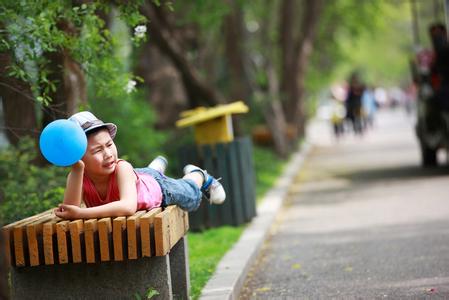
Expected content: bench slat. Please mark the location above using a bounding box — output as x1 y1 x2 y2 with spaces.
56 221 70 264
154 209 169 256
98 218 112 262
3 209 54 230
84 219 98 263
168 206 189 250
13 212 55 267
69 220 84 263
112 217 126 261
140 208 161 257
43 220 59 265
154 206 188 256
27 215 58 266
127 211 147 260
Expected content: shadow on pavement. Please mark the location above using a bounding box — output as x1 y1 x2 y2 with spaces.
342 165 449 183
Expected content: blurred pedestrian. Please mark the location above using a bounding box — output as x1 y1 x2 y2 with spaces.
345 72 365 135
330 95 346 139
362 85 377 129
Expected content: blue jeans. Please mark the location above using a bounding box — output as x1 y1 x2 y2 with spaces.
134 167 202 212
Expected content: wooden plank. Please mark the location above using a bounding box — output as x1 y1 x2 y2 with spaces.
167 206 189 249
98 218 112 262
2 209 53 230
184 210 190 232
69 220 84 263
112 217 126 261
154 208 170 256
127 211 146 260
154 206 189 256
12 226 27 267
12 212 54 267
56 221 70 264
84 219 98 263
26 215 57 266
140 208 162 257
43 219 60 265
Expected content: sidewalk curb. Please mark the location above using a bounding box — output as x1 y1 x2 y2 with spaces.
199 142 312 300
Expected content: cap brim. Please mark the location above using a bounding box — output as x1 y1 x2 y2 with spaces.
84 123 117 139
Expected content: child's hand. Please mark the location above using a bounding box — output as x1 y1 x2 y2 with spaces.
54 204 82 219
72 160 85 171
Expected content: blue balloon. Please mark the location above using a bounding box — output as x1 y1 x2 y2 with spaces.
39 119 87 167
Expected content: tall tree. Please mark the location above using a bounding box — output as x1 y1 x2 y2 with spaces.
140 1 226 108
280 0 324 136
223 0 252 104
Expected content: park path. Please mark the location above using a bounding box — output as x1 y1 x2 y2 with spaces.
239 108 449 299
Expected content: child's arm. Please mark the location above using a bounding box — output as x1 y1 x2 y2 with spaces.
62 160 85 206
55 161 138 219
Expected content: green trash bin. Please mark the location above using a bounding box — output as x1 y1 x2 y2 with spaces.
178 136 256 231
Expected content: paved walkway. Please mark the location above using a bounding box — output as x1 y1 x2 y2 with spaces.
239 109 449 299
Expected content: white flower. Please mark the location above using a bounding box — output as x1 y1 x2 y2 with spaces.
134 25 147 39
125 80 137 94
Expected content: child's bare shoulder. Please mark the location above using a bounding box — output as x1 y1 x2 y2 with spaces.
116 160 134 171
115 160 137 182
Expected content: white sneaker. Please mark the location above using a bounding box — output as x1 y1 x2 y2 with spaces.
183 164 226 204
148 156 168 174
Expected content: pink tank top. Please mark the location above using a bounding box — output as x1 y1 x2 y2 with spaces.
82 160 163 210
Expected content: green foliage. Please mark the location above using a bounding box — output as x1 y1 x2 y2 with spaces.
134 287 160 300
332 1 413 86
0 138 67 225
173 1 230 29
0 0 147 104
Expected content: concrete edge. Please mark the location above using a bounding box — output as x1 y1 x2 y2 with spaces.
199 142 312 300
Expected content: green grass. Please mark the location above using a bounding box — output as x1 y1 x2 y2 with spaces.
188 145 286 299
252 146 286 200
188 226 245 299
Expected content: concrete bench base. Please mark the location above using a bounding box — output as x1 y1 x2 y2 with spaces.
11 236 189 300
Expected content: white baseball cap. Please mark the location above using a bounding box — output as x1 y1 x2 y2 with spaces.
68 111 117 139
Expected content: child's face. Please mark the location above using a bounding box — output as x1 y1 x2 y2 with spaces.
82 129 118 177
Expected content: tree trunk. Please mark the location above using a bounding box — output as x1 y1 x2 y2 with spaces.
134 41 188 129
281 0 323 137
41 49 87 126
141 2 225 108
264 61 289 158
0 51 37 146
279 0 296 106
254 0 289 157
223 0 252 104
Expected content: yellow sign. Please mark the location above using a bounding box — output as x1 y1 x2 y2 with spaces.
176 101 249 145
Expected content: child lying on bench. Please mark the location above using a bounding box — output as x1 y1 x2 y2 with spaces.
54 111 225 219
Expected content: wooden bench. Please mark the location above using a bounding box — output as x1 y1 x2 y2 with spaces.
2 205 190 299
